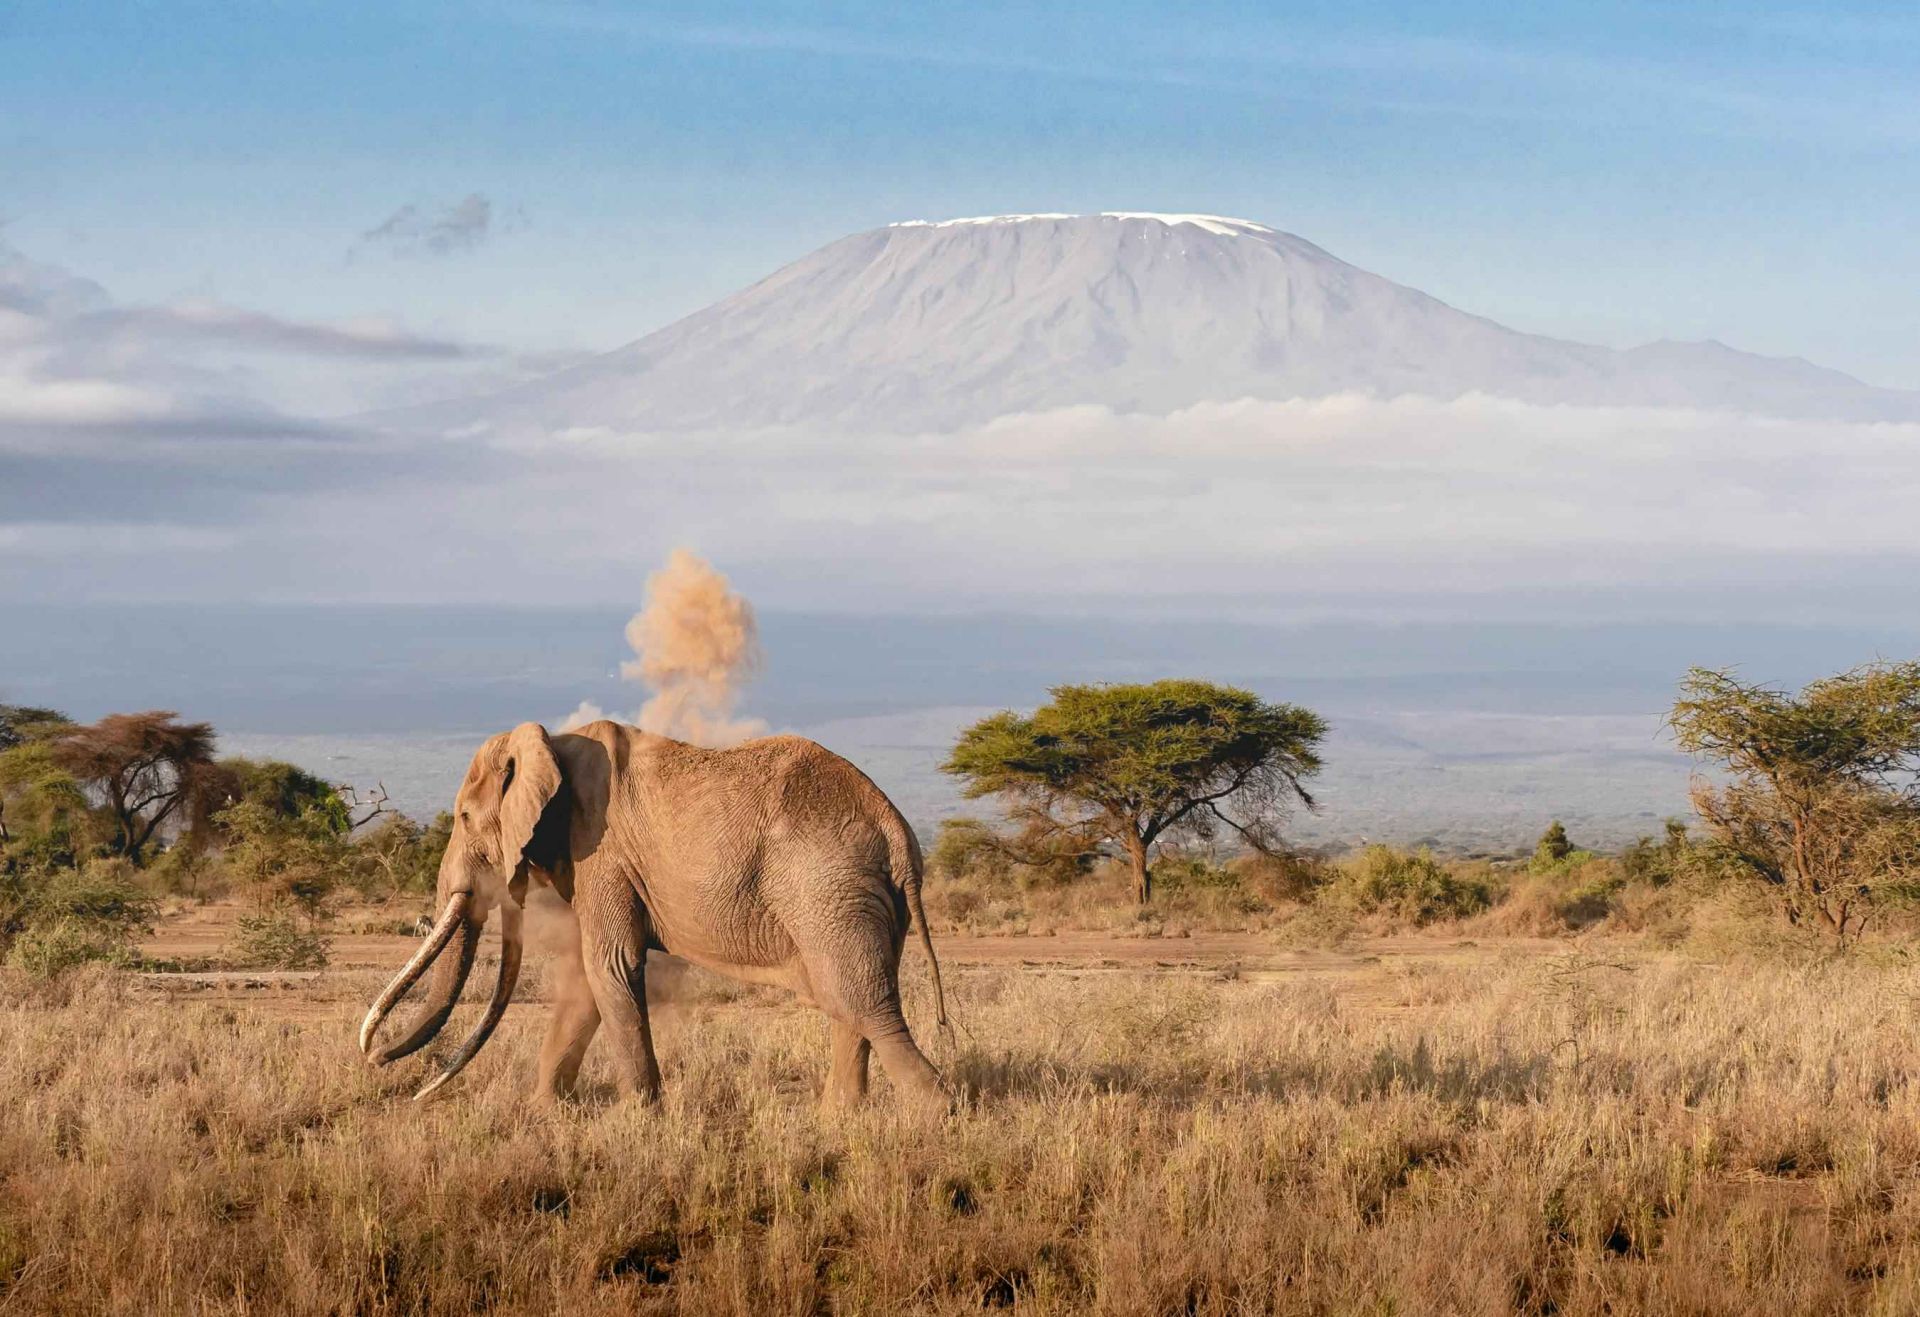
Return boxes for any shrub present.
[216,800,339,913]
[342,812,451,900]
[1151,852,1241,894]
[1329,845,1496,926]
[227,906,330,970]
[1620,820,1692,887]
[0,858,156,976]
[5,917,136,978]
[1533,821,1573,868]
[1234,851,1332,904]
[930,818,1014,885]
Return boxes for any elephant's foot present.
[867,1028,952,1114]
[822,1021,872,1111]
[616,1080,663,1107]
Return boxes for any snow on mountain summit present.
[890,212,1275,238]
[415,212,1920,435]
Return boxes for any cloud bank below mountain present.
[11,390,1917,624]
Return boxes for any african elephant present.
[358,720,950,1109]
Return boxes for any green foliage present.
[1331,845,1496,926]
[209,757,350,834]
[1151,851,1242,894]
[1671,663,1920,944]
[1672,662,1920,789]
[6,919,134,978]
[0,742,89,850]
[1,858,156,976]
[227,906,330,970]
[929,817,1013,885]
[943,679,1327,902]
[32,858,158,934]
[928,815,1098,892]
[0,705,74,751]
[1620,820,1692,887]
[340,811,451,899]
[216,799,342,914]
[1532,821,1573,868]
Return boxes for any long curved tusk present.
[414,899,523,1101]
[359,892,473,1055]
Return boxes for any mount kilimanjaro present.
[421,212,1920,434]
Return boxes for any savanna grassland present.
[9,914,1920,1316]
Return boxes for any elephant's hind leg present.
[802,941,946,1111]
[822,1020,872,1110]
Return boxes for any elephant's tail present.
[890,818,952,1046]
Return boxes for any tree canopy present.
[200,757,351,837]
[0,705,75,752]
[942,679,1327,903]
[1670,662,1920,943]
[52,711,217,866]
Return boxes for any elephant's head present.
[359,722,566,1097]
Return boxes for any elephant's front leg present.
[534,943,600,1104]
[577,882,662,1102]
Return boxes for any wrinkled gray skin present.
[360,720,949,1110]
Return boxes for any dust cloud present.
[556,549,767,747]
[625,549,767,748]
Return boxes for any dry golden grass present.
[8,940,1920,1314]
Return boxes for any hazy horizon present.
[9,601,1917,849]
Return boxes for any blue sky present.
[5,0,1918,385]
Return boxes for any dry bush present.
[1470,858,1624,937]
[927,841,1324,938]
[8,950,1920,1312]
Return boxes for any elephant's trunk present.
[413,898,523,1100]
[361,893,480,1064]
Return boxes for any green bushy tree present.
[944,680,1326,903]
[1671,663,1920,944]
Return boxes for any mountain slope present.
[425,213,1920,433]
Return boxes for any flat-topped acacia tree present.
[53,711,216,866]
[942,680,1327,904]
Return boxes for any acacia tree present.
[1669,663,1920,945]
[54,711,217,866]
[942,680,1327,904]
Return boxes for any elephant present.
[358,719,950,1109]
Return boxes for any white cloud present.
[0,374,180,426]
[473,395,1920,583]
[0,233,522,460]
[93,392,1877,623]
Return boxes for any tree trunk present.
[1125,832,1151,905]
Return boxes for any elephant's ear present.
[498,722,563,881]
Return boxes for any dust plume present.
[556,549,766,747]
[624,549,766,747]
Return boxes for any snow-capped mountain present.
[423,212,1920,433]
